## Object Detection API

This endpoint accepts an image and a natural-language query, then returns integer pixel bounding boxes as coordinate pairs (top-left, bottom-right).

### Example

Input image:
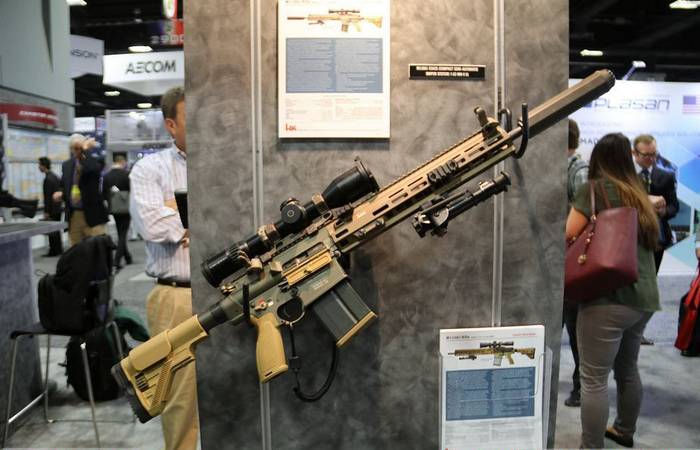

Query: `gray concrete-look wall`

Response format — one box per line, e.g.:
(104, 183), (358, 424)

(187, 1), (566, 448)
(0, 0), (74, 105)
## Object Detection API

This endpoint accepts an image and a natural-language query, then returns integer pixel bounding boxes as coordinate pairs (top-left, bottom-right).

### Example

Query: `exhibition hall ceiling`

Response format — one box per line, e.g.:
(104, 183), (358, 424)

(70, 0), (700, 116)
(570, 0), (700, 82)
(71, 0), (182, 116)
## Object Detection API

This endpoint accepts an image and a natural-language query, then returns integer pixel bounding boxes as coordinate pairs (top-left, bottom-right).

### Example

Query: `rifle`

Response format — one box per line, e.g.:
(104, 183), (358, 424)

(112, 70), (615, 422)
(287, 9), (383, 32)
(450, 341), (536, 366)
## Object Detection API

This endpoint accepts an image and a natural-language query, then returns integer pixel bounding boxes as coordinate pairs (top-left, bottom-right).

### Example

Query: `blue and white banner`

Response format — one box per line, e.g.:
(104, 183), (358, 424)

(570, 79), (700, 273)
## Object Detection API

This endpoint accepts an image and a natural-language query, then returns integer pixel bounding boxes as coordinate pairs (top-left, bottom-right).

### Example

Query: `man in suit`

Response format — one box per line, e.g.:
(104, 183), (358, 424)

(38, 157), (63, 256)
(633, 134), (679, 346)
(633, 134), (679, 270)
(53, 134), (108, 246)
(102, 153), (132, 269)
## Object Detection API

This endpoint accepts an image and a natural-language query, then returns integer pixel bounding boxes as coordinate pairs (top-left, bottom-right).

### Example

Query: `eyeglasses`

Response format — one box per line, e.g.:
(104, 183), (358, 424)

(635, 149), (657, 159)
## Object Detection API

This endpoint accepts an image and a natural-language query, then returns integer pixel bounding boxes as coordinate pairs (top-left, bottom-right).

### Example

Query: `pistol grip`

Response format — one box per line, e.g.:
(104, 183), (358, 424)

(251, 313), (288, 383)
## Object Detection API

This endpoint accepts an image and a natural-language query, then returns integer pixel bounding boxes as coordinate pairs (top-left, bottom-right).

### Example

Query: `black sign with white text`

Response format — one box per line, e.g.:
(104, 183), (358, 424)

(409, 64), (485, 81)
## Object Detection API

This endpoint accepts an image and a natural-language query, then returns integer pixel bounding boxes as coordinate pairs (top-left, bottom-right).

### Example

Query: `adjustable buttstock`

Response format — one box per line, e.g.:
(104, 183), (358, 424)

(111, 316), (208, 423)
(368, 17), (382, 28)
(250, 313), (289, 383)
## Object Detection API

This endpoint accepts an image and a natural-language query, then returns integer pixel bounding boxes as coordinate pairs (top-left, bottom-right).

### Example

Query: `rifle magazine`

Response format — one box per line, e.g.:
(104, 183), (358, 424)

(311, 279), (376, 347)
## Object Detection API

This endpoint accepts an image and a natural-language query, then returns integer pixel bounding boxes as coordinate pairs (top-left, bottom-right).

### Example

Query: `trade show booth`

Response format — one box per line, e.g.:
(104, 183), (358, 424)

(184, 0), (568, 448)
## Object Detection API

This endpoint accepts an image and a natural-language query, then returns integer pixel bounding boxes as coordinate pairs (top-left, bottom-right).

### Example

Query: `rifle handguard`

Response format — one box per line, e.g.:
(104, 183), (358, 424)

(111, 316), (209, 422)
(251, 313), (289, 382)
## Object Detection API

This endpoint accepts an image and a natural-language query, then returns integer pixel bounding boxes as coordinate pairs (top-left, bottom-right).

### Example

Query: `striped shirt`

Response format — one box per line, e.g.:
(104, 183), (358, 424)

(129, 145), (190, 281)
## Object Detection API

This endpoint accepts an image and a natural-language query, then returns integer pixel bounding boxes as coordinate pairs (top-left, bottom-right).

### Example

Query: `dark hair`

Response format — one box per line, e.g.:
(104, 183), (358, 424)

(161, 86), (185, 120)
(113, 152), (127, 163)
(588, 133), (659, 250)
(568, 119), (579, 150)
(38, 157), (51, 169)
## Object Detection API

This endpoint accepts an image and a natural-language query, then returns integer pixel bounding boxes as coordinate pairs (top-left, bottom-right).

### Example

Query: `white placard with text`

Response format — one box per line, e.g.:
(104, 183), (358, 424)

(439, 325), (545, 450)
(278, 0), (391, 138)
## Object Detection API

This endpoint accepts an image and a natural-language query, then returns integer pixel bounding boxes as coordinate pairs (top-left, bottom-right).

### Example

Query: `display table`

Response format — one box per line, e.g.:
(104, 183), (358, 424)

(0, 222), (65, 435)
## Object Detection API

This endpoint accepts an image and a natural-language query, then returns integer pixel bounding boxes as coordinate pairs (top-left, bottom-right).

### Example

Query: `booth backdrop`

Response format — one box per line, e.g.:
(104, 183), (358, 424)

(186, 1), (567, 448)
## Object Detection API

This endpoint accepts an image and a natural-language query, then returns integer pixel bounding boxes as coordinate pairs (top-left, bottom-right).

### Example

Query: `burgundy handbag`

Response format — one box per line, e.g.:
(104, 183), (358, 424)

(564, 181), (639, 303)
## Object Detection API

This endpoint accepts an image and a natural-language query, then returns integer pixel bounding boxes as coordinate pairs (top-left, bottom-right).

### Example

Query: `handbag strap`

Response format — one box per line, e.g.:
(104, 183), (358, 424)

(575, 183), (599, 266)
(589, 182), (597, 219)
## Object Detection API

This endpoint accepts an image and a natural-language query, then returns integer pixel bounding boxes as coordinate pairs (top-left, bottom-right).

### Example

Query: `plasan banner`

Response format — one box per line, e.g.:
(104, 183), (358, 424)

(570, 79), (700, 273)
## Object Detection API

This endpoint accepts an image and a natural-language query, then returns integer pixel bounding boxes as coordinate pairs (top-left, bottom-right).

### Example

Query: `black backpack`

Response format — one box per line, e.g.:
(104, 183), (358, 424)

(65, 325), (129, 402)
(38, 235), (115, 334)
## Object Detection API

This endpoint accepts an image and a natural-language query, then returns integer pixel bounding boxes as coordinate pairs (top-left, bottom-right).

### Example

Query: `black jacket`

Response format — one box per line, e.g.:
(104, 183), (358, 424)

(61, 156), (108, 227)
(649, 166), (679, 248)
(43, 170), (62, 218)
(102, 166), (130, 211)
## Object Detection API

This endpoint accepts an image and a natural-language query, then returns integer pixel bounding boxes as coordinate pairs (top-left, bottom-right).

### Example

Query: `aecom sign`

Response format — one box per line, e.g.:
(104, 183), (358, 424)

(125, 60), (177, 74)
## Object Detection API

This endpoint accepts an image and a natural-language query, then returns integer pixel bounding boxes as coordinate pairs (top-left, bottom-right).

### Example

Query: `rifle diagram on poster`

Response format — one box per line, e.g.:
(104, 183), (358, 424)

(278, 0), (390, 138)
(439, 325), (545, 450)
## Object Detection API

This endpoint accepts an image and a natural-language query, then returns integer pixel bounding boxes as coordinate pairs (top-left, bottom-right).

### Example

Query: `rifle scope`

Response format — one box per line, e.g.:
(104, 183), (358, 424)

(201, 158), (379, 287)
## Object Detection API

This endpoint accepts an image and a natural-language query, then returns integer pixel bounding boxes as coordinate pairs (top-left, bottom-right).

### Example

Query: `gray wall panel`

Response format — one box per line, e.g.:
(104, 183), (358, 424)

(503, 0), (568, 444)
(184, 1), (260, 447)
(187, 0), (566, 448)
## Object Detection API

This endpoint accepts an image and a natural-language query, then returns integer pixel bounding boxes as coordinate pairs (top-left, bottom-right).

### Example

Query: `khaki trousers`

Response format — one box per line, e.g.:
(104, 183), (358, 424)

(68, 210), (106, 246)
(146, 284), (200, 450)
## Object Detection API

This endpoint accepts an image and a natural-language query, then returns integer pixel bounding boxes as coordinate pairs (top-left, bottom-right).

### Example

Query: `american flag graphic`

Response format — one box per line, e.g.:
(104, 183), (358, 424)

(682, 95), (700, 113)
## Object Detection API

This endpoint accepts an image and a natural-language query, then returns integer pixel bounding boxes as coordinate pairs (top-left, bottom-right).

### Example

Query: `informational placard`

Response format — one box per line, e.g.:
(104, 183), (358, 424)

(569, 79), (700, 272)
(409, 64), (485, 81)
(439, 325), (545, 450)
(278, 0), (391, 138)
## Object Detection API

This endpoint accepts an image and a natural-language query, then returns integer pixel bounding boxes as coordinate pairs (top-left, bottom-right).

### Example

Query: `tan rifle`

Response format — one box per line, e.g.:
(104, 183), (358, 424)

(451, 341), (536, 366)
(287, 9), (383, 32)
(112, 70), (615, 422)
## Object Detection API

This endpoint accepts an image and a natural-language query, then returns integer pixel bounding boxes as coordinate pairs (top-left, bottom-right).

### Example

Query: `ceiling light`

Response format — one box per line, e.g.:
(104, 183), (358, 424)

(104, 90), (121, 97)
(137, 103), (153, 109)
(580, 49), (604, 57)
(129, 45), (153, 53)
(66, 0), (87, 6)
(669, 0), (699, 9)
(632, 60), (647, 68)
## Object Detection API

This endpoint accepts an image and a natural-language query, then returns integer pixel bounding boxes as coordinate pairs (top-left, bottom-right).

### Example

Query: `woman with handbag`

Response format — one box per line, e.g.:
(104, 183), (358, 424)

(565, 133), (660, 448)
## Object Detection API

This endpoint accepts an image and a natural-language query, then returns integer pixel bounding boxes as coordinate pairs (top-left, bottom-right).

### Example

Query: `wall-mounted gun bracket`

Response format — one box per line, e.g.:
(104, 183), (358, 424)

(514, 103), (529, 158)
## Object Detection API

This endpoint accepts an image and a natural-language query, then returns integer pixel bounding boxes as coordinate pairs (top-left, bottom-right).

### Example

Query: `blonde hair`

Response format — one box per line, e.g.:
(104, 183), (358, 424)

(69, 133), (85, 150)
